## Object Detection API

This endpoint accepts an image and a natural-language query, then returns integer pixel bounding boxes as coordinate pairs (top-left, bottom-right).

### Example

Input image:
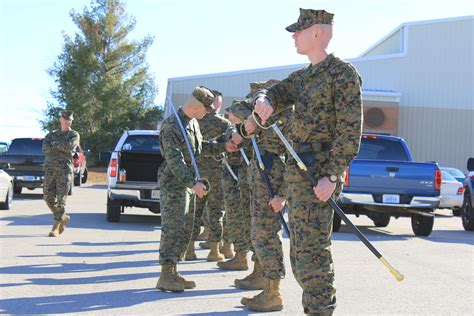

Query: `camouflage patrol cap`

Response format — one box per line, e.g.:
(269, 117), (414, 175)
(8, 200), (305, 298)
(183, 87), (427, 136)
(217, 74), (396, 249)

(245, 79), (281, 98)
(60, 110), (74, 120)
(229, 100), (252, 122)
(286, 8), (334, 32)
(192, 86), (216, 109)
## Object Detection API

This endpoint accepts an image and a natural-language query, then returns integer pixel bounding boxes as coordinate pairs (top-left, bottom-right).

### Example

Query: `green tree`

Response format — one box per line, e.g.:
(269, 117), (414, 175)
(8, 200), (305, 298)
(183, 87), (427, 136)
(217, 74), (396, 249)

(42, 0), (162, 164)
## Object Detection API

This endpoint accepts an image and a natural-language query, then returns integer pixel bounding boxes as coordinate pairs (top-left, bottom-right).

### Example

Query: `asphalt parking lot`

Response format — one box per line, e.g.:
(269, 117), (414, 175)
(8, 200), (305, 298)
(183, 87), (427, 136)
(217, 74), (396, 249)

(0, 185), (473, 315)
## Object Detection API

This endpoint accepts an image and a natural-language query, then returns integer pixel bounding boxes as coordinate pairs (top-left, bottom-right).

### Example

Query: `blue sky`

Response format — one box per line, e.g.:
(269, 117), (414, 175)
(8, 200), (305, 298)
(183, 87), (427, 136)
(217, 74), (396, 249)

(1, 0), (472, 143)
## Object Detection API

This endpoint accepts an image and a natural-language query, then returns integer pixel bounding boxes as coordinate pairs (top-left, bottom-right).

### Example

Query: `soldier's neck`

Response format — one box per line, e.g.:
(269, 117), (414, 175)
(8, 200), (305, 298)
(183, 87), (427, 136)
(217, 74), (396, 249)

(308, 49), (328, 66)
(61, 127), (71, 132)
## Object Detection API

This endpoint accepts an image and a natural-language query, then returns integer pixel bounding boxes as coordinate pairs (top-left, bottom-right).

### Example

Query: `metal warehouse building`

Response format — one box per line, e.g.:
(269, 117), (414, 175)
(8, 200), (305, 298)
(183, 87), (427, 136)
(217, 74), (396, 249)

(164, 16), (474, 172)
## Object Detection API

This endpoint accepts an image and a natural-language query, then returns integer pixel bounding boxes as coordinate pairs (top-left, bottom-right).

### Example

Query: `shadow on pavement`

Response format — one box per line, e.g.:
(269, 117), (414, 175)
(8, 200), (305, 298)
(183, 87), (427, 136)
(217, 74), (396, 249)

(0, 212), (161, 232)
(333, 223), (474, 245)
(0, 287), (242, 314)
(0, 268), (222, 288)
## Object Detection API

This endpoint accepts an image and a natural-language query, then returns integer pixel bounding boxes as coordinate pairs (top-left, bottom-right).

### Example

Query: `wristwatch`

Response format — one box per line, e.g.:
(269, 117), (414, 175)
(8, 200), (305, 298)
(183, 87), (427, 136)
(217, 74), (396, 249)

(327, 174), (338, 183)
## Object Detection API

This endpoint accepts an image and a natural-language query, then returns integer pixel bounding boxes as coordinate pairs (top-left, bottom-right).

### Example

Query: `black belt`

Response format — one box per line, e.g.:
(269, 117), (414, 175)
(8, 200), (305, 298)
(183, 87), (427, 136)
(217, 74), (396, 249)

(293, 141), (330, 154)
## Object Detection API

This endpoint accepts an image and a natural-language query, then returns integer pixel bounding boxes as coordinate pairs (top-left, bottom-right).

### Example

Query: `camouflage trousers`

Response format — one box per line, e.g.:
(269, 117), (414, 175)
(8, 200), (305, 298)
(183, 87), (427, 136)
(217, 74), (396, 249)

(191, 169), (224, 242)
(222, 164), (251, 252)
(159, 185), (194, 265)
(249, 155), (285, 279)
(43, 167), (72, 221)
(286, 169), (339, 315)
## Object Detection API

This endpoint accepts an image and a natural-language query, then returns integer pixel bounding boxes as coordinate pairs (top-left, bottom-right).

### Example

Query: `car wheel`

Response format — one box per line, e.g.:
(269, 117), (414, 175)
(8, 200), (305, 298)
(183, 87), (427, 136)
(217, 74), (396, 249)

(332, 212), (342, 232)
(107, 197), (121, 222)
(74, 172), (82, 186)
(13, 184), (22, 194)
(452, 208), (462, 217)
(0, 182), (13, 210)
(373, 214), (391, 227)
(461, 191), (474, 231)
(411, 214), (434, 236)
(148, 204), (161, 214)
(81, 169), (88, 184)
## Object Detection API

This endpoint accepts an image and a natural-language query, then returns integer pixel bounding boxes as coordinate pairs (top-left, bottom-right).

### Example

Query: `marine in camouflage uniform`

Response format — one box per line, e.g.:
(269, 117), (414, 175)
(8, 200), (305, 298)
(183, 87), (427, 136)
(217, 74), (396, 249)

(253, 9), (363, 315)
(188, 95), (233, 262)
(156, 86), (230, 293)
(42, 110), (79, 237)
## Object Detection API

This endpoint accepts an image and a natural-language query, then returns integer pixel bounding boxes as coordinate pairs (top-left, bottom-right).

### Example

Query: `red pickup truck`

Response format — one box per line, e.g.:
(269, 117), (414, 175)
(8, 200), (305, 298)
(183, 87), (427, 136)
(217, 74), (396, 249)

(73, 145), (88, 186)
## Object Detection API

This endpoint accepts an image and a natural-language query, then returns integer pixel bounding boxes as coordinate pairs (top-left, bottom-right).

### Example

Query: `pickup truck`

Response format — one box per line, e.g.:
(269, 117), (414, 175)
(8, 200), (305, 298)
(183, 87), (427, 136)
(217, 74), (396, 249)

(102, 130), (163, 222)
(0, 137), (87, 195)
(461, 158), (474, 231)
(337, 134), (441, 236)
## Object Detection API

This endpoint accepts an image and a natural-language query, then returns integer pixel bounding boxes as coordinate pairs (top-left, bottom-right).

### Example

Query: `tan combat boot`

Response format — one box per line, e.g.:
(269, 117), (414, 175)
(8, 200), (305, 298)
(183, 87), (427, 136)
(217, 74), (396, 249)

(206, 241), (225, 262)
(184, 242), (197, 261)
(58, 215), (70, 235)
(48, 221), (61, 237)
(245, 278), (283, 312)
(234, 260), (266, 290)
(217, 251), (248, 271)
(156, 264), (185, 292)
(173, 264), (196, 289)
(221, 241), (235, 259)
(196, 226), (209, 241)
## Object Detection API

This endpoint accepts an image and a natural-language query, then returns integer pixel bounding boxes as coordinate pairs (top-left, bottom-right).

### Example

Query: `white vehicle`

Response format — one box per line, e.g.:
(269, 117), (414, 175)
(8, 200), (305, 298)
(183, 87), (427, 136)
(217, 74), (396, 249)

(101, 130), (163, 222)
(0, 167), (13, 210)
(439, 170), (464, 215)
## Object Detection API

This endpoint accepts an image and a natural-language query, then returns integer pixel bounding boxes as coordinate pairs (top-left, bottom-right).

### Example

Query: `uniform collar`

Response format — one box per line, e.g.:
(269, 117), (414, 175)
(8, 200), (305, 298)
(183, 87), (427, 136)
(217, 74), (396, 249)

(306, 53), (335, 75)
(178, 107), (191, 124)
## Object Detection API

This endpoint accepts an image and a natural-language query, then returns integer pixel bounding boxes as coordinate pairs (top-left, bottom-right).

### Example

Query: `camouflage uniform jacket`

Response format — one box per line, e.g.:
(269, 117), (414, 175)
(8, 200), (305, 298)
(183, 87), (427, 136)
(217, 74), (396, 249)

(158, 108), (226, 189)
(42, 129), (80, 173)
(196, 111), (232, 173)
(262, 54), (363, 177)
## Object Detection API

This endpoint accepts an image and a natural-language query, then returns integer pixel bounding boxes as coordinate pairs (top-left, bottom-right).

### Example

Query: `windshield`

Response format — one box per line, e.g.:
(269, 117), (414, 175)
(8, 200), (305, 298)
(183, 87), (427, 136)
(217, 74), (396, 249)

(442, 170), (456, 182)
(442, 168), (465, 179)
(122, 135), (160, 153)
(7, 138), (44, 155)
(356, 138), (408, 161)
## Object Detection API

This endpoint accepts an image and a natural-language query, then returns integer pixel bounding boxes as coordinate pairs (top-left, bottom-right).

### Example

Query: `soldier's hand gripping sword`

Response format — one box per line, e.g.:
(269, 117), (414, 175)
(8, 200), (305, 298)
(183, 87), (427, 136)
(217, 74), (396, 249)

(167, 96), (210, 193)
(251, 136), (290, 237)
(252, 111), (404, 282)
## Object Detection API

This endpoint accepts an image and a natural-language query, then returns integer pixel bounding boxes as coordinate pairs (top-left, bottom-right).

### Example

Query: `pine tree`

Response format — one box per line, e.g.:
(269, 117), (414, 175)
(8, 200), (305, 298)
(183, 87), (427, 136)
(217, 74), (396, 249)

(42, 0), (162, 163)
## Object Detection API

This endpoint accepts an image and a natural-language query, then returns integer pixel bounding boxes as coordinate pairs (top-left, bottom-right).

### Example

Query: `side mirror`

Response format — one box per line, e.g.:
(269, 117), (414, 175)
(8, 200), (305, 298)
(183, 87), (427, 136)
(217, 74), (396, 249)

(0, 163), (10, 170)
(99, 151), (112, 162)
(84, 149), (91, 157)
(467, 158), (474, 172)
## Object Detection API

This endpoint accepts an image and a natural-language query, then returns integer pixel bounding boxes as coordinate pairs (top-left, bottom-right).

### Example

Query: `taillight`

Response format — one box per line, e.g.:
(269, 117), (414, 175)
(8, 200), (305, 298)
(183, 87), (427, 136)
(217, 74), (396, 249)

(344, 167), (350, 187)
(457, 187), (464, 195)
(109, 158), (117, 177)
(434, 169), (442, 191)
(470, 175), (474, 181)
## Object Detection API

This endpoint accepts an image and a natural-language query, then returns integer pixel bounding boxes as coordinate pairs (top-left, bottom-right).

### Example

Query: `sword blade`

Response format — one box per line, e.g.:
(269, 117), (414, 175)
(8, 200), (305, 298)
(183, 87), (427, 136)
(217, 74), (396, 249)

(251, 136), (265, 170)
(240, 148), (250, 166)
(270, 123), (307, 171)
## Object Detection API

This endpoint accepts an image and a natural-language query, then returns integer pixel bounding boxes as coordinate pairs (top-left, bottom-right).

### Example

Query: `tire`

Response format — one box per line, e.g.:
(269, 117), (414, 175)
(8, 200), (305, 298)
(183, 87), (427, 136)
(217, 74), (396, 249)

(373, 214), (391, 227)
(461, 191), (474, 231)
(452, 208), (462, 217)
(0, 182), (13, 210)
(411, 214), (434, 236)
(107, 197), (121, 222)
(13, 185), (22, 194)
(74, 172), (82, 186)
(148, 204), (161, 214)
(81, 169), (88, 184)
(332, 212), (342, 232)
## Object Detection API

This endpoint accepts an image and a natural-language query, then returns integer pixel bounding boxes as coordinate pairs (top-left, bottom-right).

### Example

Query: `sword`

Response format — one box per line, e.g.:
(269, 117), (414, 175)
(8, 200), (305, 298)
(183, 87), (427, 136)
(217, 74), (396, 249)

(222, 155), (239, 182)
(251, 136), (290, 237)
(167, 97), (208, 190)
(240, 148), (250, 166)
(258, 113), (404, 282)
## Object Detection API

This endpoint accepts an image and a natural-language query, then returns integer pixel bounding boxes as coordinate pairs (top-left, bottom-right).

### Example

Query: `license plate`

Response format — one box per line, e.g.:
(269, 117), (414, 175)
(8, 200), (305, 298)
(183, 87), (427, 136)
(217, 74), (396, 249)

(151, 190), (160, 199)
(383, 194), (400, 204)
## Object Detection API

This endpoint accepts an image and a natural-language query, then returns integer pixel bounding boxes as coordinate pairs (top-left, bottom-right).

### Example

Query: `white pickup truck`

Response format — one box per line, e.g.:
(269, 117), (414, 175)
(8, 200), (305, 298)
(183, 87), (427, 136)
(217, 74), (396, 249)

(102, 130), (163, 222)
